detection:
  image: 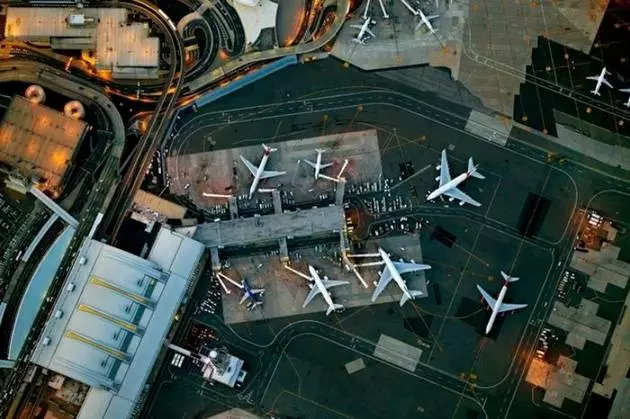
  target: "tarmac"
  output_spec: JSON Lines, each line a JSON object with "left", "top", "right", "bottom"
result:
{"left": 167, "top": 129, "right": 382, "bottom": 207}
{"left": 331, "top": 0, "right": 465, "bottom": 74}
{"left": 220, "top": 232, "right": 429, "bottom": 324}
{"left": 260, "top": 333, "right": 484, "bottom": 419}
{"left": 149, "top": 59, "right": 630, "bottom": 419}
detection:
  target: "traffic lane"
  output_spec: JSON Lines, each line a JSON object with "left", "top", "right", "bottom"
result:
{"left": 260, "top": 332, "right": 483, "bottom": 419}
{"left": 202, "top": 315, "right": 475, "bottom": 397}
{"left": 425, "top": 227, "right": 555, "bottom": 386}
{"left": 175, "top": 88, "right": 470, "bottom": 139}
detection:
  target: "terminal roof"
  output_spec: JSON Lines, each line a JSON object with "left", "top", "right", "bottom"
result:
{"left": 0, "top": 96, "right": 88, "bottom": 191}
{"left": 29, "top": 228, "right": 205, "bottom": 419}
{"left": 193, "top": 206, "right": 344, "bottom": 248}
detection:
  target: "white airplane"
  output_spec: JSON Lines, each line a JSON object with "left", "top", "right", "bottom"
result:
{"left": 426, "top": 149, "right": 485, "bottom": 207}
{"left": 477, "top": 271, "right": 528, "bottom": 335}
{"left": 586, "top": 67, "right": 613, "bottom": 96}
{"left": 619, "top": 88, "right": 630, "bottom": 107}
{"left": 240, "top": 144, "right": 286, "bottom": 199}
{"left": 415, "top": 9, "right": 439, "bottom": 33}
{"left": 304, "top": 149, "right": 333, "bottom": 179}
{"left": 349, "top": 248, "right": 431, "bottom": 306}
{"left": 287, "top": 265, "right": 349, "bottom": 315}
{"left": 350, "top": 17, "right": 376, "bottom": 44}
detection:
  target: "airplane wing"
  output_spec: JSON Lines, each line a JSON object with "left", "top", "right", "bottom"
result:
{"left": 304, "top": 160, "right": 317, "bottom": 168}
{"left": 250, "top": 288, "right": 264, "bottom": 295}
{"left": 260, "top": 169, "right": 286, "bottom": 179}
{"left": 239, "top": 293, "right": 251, "bottom": 305}
{"left": 371, "top": 269, "right": 393, "bottom": 302}
{"left": 302, "top": 286, "right": 322, "bottom": 308}
{"left": 477, "top": 285, "right": 498, "bottom": 308}
{"left": 392, "top": 261, "right": 431, "bottom": 275}
{"left": 497, "top": 302, "right": 528, "bottom": 313}
{"left": 443, "top": 187, "right": 481, "bottom": 207}
{"left": 439, "top": 150, "right": 451, "bottom": 186}
{"left": 602, "top": 77, "right": 613, "bottom": 88}
{"left": 322, "top": 279, "right": 349, "bottom": 289}
{"left": 426, "top": 15, "right": 439, "bottom": 20}
{"left": 365, "top": 27, "right": 376, "bottom": 38}
{"left": 349, "top": 25, "right": 363, "bottom": 30}
{"left": 240, "top": 156, "right": 258, "bottom": 176}
{"left": 586, "top": 75, "right": 600, "bottom": 81}
{"left": 619, "top": 88, "right": 630, "bottom": 93}
{"left": 321, "top": 162, "right": 333, "bottom": 169}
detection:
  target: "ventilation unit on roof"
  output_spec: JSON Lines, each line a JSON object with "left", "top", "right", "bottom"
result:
{"left": 64, "top": 100, "right": 85, "bottom": 119}
{"left": 24, "top": 85, "right": 46, "bottom": 104}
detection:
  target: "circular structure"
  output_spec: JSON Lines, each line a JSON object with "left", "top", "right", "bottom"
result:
{"left": 64, "top": 100, "right": 86, "bottom": 119}
{"left": 24, "top": 84, "right": 46, "bottom": 104}
{"left": 209, "top": 350, "right": 218, "bottom": 359}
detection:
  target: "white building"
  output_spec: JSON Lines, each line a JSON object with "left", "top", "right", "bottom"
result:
{"left": 29, "top": 227, "right": 206, "bottom": 419}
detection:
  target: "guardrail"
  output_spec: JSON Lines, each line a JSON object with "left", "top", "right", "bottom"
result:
{"left": 192, "top": 54, "right": 298, "bottom": 110}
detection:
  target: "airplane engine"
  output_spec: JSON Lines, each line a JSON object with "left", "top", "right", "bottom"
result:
{"left": 436, "top": 165, "right": 441, "bottom": 171}
{"left": 459, "top": 201, "right": 465, "bottom": 206}
{"left": 435, "top": 176, "right": 440, "bottom": 182}
{"left": 448, "top": 197, "right": 455, "bottom": 202}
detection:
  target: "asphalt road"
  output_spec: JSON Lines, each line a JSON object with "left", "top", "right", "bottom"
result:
{"left": 0, "top": 0, "right": 184, "bottom": 413}
{"left": 101, "top": 0, "right": 186, "bottom": 240}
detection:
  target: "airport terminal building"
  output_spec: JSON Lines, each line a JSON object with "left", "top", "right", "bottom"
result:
{"left": 27, "top": 227, "right": 206, "bottom": 419}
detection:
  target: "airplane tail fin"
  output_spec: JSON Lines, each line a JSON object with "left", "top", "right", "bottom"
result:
{"left": 400, "top": 290, "right": 423, "bottom": 306}
{"left": 590, "top": 90, "right": 601, "bottom": 96}
{"left": 326, "top": 304, "right": 343, "bottom": 315}
{"left": 248, "top": 301, "right": 263, "bottom": 311}
{"left": 468, "top": 157, "right": 485, "bottom": 179}
{"left": 315, "top": 148, "right": 326, "bottom": 153}
{"left": 501, "top": 271, "right": 519, "bottom": 283}
{"left": 262, "top": 143, "right": 278, "bottom": 153}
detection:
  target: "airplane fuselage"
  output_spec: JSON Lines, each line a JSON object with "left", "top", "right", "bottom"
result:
{"left": 243, "top": 281, "right": 254, "bottom": 299}
{"left": 592, "top": 67, "right": 608, "bottom": 95}
{"left": 249, "top": 150, "right": 271, "bottom": 199}
{"left": 485, "top": 284, "right": 508, "bottom": 334}
{"left": 308, "top": 265, "right": 335, "bottom": 310}
{"left": 427, "top": 171, "right": 471, "bottom": 201}
{"left": 242, "top": 280, "right": 259, "bottom": 302}
{"left": 378, "top": 248, "right": 412, "bottom": 300}
{"left": 420, "top": 13, "right": 435, "bottom": 33}
{"left": 315, "top": 151, "right": 323, "bottom": 178}
{"left": 356, "top": 19, "right": 371, "bottom": 40}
